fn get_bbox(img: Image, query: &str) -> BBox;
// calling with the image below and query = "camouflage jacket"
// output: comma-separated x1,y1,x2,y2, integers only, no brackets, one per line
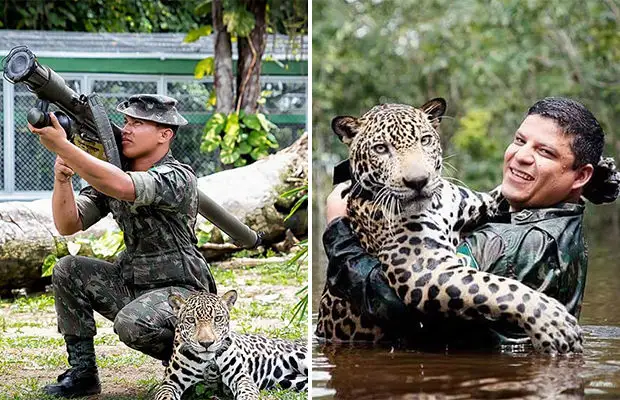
322,203,587,346
457,202,587,318
76,151,216,293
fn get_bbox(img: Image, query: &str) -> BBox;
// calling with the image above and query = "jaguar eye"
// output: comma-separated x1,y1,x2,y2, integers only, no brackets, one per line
214,316,224,323
186,316,196,324
420,135,433,146
373,144,388,154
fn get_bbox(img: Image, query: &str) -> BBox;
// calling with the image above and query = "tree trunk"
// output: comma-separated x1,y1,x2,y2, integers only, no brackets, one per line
237,0,267,113
213,0,234,114
0,134,307,294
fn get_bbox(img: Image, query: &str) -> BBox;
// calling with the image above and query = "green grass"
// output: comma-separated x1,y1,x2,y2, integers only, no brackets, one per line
230,299,282,321
211,267,238,286
97,351,152,368
3,294,56,313
246,263,306,287
94,334,122,346
4,320,45,329
0,336,65,349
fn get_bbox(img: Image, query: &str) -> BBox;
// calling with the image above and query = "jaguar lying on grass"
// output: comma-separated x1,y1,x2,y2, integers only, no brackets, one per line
154,290,308,400
315,98,583,354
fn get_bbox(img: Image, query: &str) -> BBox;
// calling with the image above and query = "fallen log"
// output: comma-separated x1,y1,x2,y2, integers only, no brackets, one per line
210,256,292,269
0,133,307,293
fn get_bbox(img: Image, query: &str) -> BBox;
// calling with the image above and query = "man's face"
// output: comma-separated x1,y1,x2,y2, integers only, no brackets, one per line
121,116,169,159
502,114,587,210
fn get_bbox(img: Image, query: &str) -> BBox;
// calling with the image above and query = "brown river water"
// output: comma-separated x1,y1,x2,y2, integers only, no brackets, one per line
311,219,620,399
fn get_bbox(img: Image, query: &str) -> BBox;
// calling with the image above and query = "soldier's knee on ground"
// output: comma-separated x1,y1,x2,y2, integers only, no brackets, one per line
113,309,174,361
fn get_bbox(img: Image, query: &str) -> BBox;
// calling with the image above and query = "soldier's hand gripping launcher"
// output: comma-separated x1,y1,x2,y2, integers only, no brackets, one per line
2,45,260,249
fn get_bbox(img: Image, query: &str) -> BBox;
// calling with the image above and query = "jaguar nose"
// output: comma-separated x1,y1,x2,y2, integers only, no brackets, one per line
402,176,428,191
199,340,214,349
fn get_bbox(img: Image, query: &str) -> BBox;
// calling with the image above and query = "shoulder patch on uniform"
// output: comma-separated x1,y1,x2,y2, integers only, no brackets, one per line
456,242,479,270
150,165,174,174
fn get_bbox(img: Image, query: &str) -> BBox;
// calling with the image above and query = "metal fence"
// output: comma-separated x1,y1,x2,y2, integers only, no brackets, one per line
1,73,306,199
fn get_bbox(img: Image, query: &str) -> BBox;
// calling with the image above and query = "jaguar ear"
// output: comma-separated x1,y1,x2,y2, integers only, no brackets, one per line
332,116,360,145
221,290,238,310
168,293,186,314
420,98,447,129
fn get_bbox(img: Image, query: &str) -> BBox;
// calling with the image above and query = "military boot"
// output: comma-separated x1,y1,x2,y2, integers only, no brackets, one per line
43,335,101,398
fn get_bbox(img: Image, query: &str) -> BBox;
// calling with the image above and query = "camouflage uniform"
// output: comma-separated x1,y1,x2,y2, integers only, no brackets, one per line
321,203,587,347
52,94,214,362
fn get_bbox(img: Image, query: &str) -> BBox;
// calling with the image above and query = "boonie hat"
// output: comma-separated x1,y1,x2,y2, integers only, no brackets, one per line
116,94,188,126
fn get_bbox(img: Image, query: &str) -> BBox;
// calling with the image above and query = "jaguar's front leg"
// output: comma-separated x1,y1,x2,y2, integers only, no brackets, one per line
403,268,583,354
153,348,210,400
219,365,259,400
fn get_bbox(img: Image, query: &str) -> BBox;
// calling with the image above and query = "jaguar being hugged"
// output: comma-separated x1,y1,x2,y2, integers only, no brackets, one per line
154,290,308,400
316,98,584,354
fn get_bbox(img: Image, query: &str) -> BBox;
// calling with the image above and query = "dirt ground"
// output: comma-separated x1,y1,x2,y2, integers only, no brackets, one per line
0,262,307,400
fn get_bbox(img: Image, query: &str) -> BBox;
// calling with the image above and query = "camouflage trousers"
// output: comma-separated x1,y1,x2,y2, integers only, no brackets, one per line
52,255,194,361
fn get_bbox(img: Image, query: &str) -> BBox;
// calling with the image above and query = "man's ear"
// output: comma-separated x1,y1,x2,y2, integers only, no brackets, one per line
420,98,447,129
572,163,595,190
158,127,174,143
332,116,360,145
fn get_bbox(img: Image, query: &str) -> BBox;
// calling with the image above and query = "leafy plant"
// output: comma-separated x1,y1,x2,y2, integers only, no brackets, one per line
280,183,308,324
281,185,308,222
40,231,125,278
196,221,215,246
289,278,308,324
200,110,279,167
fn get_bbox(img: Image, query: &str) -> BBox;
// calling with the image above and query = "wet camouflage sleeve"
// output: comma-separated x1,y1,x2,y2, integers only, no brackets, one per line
127,165,195,210
75,186,110,230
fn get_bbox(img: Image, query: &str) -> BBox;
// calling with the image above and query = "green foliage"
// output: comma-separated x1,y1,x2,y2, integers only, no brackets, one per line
40,231,125,277
41,254,58,278
88,231,126,259
194,57,216,80
201,111,279,166
453,109,497,160
223,6,256,37
281,184,308,223
289,283,308,324
1,0,202,32
184,25,214,43
196,221,215,247
281,183,308,323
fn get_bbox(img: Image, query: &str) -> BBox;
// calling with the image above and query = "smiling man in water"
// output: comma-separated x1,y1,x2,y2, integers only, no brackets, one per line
321,97,619,346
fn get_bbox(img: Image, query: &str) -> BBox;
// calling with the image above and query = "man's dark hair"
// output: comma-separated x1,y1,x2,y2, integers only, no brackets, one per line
527,97,604,169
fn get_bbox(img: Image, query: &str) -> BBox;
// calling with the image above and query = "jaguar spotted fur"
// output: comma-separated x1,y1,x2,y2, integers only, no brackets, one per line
153,290,308,400
315,99,583,354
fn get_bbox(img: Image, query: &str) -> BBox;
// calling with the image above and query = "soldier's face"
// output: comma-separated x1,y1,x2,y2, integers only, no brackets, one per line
121,116,168,159
501,115,592,211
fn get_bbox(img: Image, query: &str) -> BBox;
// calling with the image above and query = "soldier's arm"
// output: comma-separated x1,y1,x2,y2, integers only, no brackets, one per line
324,217,407,324
126,162,195,210
54,141,135,201
30,113,136,201
52,157,82,235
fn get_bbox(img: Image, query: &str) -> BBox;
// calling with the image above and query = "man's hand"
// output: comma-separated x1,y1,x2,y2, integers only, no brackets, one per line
54,156,75,183
28,112,70,154
326,182,350,224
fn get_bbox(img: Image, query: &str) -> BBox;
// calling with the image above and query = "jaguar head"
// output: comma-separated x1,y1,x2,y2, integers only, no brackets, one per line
169,290,237,355
332,98,446,209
